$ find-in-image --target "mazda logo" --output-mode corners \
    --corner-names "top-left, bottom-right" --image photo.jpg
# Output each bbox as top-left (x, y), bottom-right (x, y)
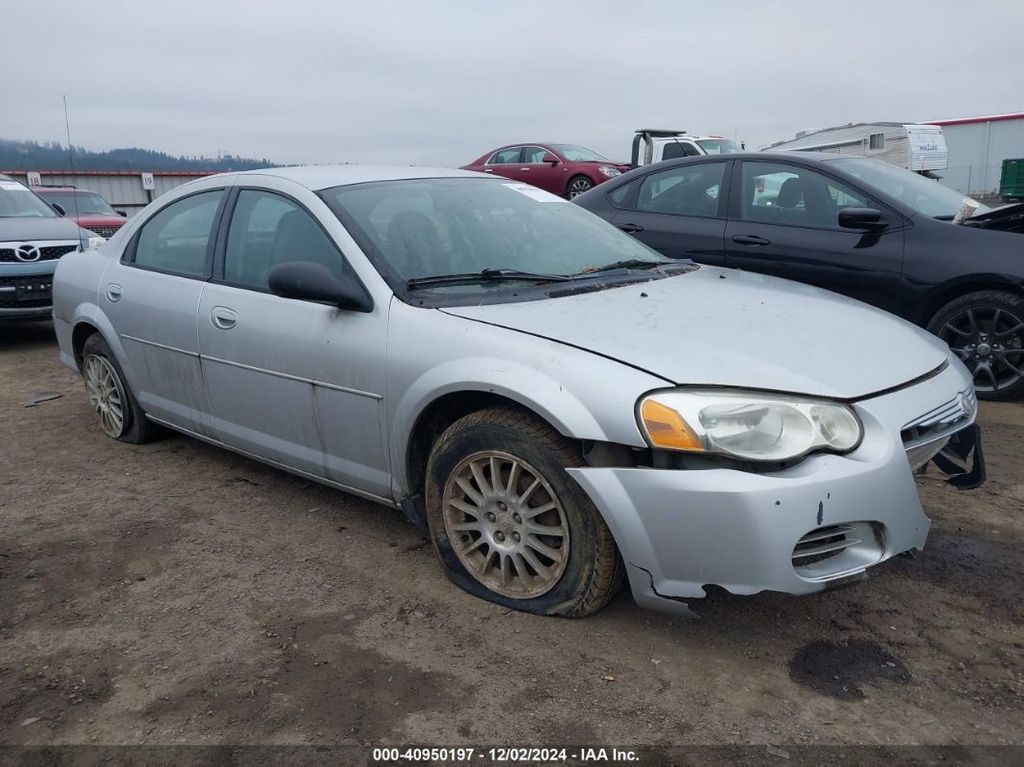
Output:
top-left (15, 244), bottom-right (41, 262)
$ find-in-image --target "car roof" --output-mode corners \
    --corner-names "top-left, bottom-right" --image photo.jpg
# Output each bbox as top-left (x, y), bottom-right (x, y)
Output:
top-left (33, 186), bottom-right (78, 192)
top-left (232, 164), bottom-right (483, 190)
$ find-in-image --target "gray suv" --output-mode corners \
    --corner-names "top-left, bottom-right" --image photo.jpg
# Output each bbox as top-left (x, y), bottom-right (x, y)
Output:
top-left (0, 174), bottom-right (100, 321)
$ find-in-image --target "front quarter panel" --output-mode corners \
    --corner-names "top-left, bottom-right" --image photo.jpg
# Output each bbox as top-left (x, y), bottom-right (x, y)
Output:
top-left (52, 247), bottom-right (117, 372)
top-left (386, 299), bottom-right (668, 498)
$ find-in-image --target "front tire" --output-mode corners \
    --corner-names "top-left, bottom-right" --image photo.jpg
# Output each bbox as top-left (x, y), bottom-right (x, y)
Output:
top-left (81, 334), bottom-right (161, 443)
top-left (927, 290), bottom-right (1024, 401)
top-left (425, 408), bottom-right (622, 617)
top-left (566, 175), bottom-right (593, 199)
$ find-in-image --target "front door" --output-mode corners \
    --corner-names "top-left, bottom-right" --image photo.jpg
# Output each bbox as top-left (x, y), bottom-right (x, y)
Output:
top-left (724, 160), bottom-right (906, 313)
top-left (100, 188), bottom-right (228, 435)
top-left (611, 160), bottom-right (729, 266)
top-left (520, 146), bottom-right (566, 195)
top-left (197, 187), bottom-right (390, 498)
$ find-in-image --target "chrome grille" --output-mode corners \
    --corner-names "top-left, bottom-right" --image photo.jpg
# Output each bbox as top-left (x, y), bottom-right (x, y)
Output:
top-left (901, 388), bottom-right (976, 449)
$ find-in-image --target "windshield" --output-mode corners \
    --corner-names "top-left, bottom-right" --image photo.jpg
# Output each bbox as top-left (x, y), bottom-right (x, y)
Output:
top-left (549, 144), bottom-right (610, 162)
top-left (695, 138), bottom-right (741, 155)
top-left (830, 157), bottom-right (990, 219)
top-left (320, 178), bottom-right (671, 298)
top-left (39, 190), bottom-right (116, 216)
top-left (0, 181), bottom-right (57, 218)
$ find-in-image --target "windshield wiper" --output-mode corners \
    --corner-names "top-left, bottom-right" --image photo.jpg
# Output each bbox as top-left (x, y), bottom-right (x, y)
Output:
top-left (571, 259), bottom-right (671, 276)
top-left (406, 268), bottom-right (570, 290)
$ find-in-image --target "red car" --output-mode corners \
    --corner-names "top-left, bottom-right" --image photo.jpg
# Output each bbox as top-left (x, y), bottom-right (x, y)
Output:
top-left (33, 187), bottom-right (128, 239)
top-left (461, 143), bottom-right (630, 199)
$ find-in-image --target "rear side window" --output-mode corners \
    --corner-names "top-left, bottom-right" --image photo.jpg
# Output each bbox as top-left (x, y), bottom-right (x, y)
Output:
top-left (132, 190), bottom-right (224, 277)
top-left (489, 147), bottom-right (523, 164)
top-left (223, 190), bottom-right (344, 290)
top-left (636, 162), bottom-right (725, 217)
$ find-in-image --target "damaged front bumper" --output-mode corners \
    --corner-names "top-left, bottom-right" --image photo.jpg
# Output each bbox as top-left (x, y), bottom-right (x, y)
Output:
top-left (567, 361), bottom-right (983, 616)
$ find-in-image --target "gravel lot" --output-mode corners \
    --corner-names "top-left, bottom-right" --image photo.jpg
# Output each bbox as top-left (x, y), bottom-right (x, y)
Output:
top-left (1, 322), bottom-right (1022, 749)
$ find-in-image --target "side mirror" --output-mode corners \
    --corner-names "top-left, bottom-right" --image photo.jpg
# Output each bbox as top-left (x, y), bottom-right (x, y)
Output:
top-left (542, 153), bottom-right (560, 165)
top-left (838, 207), bottom-right (887, 231)
top-left (116, 210), bottom-right (128, 217)
top-left (268, 261), bottom-right (373, 312)
top-left (52, 203), bottom-right (67, 216)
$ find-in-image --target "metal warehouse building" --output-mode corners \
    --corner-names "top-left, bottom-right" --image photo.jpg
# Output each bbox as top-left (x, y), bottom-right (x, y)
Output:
top-left (926, 112), bottom-right (1024, 198)
top-left (1, 170), bottom-right (214, 217)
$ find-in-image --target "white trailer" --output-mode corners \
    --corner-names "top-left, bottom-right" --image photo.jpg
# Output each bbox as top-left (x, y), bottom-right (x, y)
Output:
top-left (764, 123), bottom-right (948, 174)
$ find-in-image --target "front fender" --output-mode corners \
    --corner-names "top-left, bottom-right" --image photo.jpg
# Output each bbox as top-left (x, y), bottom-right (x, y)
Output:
top-left (386, 304), bottom-right (665, 498)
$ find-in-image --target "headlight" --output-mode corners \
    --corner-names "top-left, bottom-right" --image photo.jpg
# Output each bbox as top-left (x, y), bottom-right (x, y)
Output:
top-left (81, 235), bottom-right (106, 251)
top-left (637, 389), bottom-right (862, 462)
top-left (598, 166), bottom-right (622, 178)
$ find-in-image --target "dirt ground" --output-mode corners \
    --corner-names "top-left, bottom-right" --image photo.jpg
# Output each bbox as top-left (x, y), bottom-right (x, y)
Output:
top-left (1, 322), bottom-right (1022, 750)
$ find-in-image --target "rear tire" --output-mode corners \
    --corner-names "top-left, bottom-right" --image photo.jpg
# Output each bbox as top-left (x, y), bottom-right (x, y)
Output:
top-left (81, 334), bottom-right (161, 443)
top-left (927, 290), bottom-right (1024, 401)
top-left (425, 407), bottom-right (623, 617)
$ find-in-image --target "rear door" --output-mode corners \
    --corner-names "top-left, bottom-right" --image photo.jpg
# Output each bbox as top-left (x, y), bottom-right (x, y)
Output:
top-left (610, 160), bottom-right (730, 265)
top-left (481, 147), bottom-right (524, 183)
top-left (724, 159), bottom-right (906, 312)
top-left (101, 187), bottom-right (228, 435)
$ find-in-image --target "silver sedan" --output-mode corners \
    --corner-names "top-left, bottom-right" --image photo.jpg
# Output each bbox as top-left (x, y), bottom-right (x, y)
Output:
top-left (52, 166), bottom-right (984, 617)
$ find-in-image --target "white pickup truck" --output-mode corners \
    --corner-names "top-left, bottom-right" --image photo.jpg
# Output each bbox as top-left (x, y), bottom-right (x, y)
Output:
top-left (630, 129), bottom-right (742, 167)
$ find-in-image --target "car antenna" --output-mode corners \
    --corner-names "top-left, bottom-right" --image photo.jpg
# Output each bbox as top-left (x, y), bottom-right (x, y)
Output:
top-left (62, 95), bottom-right (84, 250)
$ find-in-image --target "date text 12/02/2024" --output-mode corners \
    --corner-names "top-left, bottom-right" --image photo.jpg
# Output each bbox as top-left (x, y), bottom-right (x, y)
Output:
top-left (371, 747), bottom-right (640, 762)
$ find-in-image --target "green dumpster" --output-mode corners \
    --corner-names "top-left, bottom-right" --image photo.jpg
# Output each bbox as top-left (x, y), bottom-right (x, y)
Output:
top-left (1000, 158), bottom-right (1024, 199)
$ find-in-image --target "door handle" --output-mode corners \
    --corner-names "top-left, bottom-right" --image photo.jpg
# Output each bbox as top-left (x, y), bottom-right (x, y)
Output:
top-left (105, 283), bottom-right (123, 302)
top-left (520, 167), bottom-right (530, 171)
top-left (210, 306), bottom-right (238, 330)
top-left (617, 223), bottom-right (644, 234)
top-left (483, 168), bottom-right (494, 173)
top-left (732, 235), bottom-right (771, 246)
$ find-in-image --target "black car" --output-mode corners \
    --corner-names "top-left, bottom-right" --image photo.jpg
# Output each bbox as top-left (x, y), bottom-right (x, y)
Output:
top-left (575, 152), bottom-right (1024, 400)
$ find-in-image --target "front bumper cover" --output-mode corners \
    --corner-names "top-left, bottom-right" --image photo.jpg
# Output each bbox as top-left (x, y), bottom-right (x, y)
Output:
top-left (568, 361), bottom-right (981, 616)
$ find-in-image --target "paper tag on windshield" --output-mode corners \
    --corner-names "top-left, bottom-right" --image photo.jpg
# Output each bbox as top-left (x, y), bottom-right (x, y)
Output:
top-left (952, 197), bottom-right (981, 224)
top-left (0, 181), bottom-right (26, 191)
top-left (503, 183), bottom-right (568, 203)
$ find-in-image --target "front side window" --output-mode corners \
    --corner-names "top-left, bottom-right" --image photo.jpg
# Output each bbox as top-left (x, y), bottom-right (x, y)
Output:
top-left (224, 190), bottom-right (343, 290)
top-left (523, 146), bottom-right (552, 163)
top-left (635, 162), bottom-right (725, 217)
top-left (489, 147), bottom-right (523, 164)
top-left (132, 190), bottom-right (224, 277)
top-left (739, 162), bottom-right (872, 229)
top-left (320, 178), bottom-right (672, 299)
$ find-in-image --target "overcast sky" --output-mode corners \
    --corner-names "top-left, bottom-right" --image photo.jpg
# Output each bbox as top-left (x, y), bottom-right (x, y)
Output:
top-left (2, 0), bottom-right (1021, 167)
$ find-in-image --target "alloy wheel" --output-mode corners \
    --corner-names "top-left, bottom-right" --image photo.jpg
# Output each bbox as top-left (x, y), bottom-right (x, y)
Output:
top-left (567, 178), bottom-right (593, 199)
top-left (441, 450), bottom-right (570, 599)
top-left (83, 354), bottom-right (127, 438)
top-left (940, 306), bottom-right (1024, 393)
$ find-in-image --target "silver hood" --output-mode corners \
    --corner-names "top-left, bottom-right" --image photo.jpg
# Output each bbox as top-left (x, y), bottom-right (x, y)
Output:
top-left (441, 266), bottom-right (950, 400)
top-left (0, 216), bottom-right (90, 242)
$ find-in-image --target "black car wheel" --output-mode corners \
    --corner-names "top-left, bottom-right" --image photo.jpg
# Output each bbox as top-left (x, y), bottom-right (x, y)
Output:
top-left (566, 175), bottom-right (593, 199)
top-left (928, 290), bottom-right (1024, 401)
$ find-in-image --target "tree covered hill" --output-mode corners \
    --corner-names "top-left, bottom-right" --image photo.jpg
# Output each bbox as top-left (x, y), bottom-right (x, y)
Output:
top-left (0, 139), bottom-right (278, 172)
